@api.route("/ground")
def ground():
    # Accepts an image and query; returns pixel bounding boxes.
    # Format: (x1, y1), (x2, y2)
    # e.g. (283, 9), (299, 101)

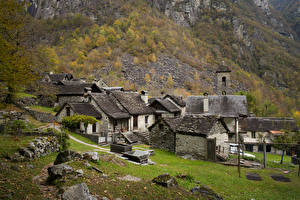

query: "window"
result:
(92, 123), (97, 133)
(66, 107), (71, 116)
(222, 76), (226, 87)
(145, 116), (149, 125)
(251, 131), (256, 138)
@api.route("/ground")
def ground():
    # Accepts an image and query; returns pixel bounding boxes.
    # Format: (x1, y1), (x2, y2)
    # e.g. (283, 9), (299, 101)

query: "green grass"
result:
(67, 137), (300, 200)
(0, 135), (37, 158)
(245, 151), (295, 169)
(69, 137), (98, 152)
(29, 105), (56, 114)
(1, 135), (300, 200)
(15, 92), (36, 99)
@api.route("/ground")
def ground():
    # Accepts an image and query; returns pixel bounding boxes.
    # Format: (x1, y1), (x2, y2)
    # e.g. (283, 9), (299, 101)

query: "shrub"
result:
(46, 128), (70, 152)
(62, 115), (99, 133)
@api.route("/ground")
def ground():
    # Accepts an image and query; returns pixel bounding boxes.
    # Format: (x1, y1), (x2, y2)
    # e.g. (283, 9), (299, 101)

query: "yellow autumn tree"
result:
(166, 74), (174, 89)
(0, 0), (36, 103)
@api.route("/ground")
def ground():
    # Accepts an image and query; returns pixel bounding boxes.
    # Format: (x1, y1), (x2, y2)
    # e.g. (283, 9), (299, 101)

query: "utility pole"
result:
(263, 141), (267, 168)
(236, 118), (241, 178)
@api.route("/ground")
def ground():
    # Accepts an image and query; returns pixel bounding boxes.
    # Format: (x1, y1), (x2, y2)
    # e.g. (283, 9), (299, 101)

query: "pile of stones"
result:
(11, 136), (59, 161)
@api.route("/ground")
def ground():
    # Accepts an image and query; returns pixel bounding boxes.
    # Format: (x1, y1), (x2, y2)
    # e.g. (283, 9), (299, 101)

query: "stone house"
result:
(56, 83), (102, 106)
(149, 115), (228, 160)
(149, 98), (182, 118)
(90, 93), (131, 134)
(108, 91), (155, 132)
(240, 117), (298, 154)
(56, 102), (102, 134)
(149, 94), (186, 119)
(185, 95), (248, 142)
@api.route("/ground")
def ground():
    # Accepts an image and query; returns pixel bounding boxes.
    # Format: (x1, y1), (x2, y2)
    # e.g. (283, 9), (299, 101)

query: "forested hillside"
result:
(2, 0), (300, 117)
(270, 0), (300, 39)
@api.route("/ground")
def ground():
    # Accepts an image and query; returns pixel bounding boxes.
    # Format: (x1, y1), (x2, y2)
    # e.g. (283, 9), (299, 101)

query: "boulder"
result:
(76, 169), (84, 177)
(123, 150), (149, 164)
(54, 150), (82, 165)
(62, 183), (97, 200)
(152, 173), (178, 188)
(191, 186), (223, 200)
(83, 152), (99, 162)
(47, 164), (74, 182)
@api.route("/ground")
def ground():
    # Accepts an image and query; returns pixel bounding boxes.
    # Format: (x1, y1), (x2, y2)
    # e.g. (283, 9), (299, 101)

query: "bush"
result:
(46, 128), (70, 152)
(62, 115), (99, 131)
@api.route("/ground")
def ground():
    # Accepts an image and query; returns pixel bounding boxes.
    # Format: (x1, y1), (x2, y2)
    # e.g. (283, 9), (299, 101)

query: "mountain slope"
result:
(26, 0), (300, 116)
(270, 0), (300, 39)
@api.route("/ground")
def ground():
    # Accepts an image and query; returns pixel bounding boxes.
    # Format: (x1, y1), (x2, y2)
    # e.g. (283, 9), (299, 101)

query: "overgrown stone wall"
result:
(175, 134), (207, 160)
(149, 121), (175, 152)
(12, 136), (59, 161)
(24, 108), (55, 123)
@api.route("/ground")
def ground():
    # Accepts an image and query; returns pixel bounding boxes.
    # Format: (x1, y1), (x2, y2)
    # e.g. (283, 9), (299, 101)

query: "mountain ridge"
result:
(26, 0), (300, 116)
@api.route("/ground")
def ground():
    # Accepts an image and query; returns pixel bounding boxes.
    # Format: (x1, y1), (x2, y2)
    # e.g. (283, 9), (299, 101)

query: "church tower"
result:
(216, 61), (231, 95)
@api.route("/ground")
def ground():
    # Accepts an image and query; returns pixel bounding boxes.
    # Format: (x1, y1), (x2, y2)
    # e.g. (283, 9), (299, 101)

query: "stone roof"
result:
(150, 99), (181, 113)
(240, 117), (298, 132)
(216, 63), (231, 73)
(91, 93), (130, 119)
(163, 94), (186, 107)
(57, 83), (101, 95)
(150, 116), (219, 136)
(56, 102), (101, 119)
(69, 103), (101, 119)
(185, 95), (248, 118)
(111, 91), (154, 115)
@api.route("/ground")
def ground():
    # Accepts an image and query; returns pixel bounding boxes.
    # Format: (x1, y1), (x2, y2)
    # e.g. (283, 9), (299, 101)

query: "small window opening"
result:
(222, 76), (226, 87)
(66, 107), (71, 116)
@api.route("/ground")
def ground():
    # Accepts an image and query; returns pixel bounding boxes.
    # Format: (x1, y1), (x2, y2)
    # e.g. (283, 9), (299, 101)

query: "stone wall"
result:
(176, 134), (207, 160)
(149, 121), (176, 152)
(12, 136), (59, 161)
(207, 122), (229, 155)
(76, 132), (101, 144)
(24, 108), (55, 123)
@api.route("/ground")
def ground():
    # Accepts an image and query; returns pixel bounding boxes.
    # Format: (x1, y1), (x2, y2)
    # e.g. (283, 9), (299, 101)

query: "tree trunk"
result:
(280, 150), (285, 164)
(5, 86), (14, 104)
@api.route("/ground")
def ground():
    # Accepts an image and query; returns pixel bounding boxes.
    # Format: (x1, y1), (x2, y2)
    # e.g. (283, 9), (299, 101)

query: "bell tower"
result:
(216, 61), (231, 95)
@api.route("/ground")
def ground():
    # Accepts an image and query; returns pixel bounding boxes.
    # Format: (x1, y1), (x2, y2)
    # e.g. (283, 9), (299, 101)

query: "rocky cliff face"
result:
(27, 0), (123, 24)
(148, 0), (229, 26)
(253, 0), (271, 15)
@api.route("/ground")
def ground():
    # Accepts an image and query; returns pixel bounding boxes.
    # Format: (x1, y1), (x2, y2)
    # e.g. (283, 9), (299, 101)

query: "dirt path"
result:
(68, 135), (111, 153)
(32, 162), (58, 200)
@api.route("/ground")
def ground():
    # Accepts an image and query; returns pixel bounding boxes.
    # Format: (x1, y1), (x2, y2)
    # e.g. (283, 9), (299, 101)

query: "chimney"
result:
(140, 91), (148, 104)
(203, 93), (209, 113)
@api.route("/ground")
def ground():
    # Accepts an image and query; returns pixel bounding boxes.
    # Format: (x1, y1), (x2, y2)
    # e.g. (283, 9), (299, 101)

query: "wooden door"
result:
(133, 116), (138, 130)
(207, 138), (216, 161)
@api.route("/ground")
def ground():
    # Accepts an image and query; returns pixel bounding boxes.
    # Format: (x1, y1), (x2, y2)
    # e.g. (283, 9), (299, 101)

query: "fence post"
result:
(263, 142), (267, 168)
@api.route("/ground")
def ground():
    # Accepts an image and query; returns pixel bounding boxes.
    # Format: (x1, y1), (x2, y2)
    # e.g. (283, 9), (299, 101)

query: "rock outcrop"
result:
(47, 163), (74, 182)
(152, 173), (178, 187)
(62, 183), (97, 200)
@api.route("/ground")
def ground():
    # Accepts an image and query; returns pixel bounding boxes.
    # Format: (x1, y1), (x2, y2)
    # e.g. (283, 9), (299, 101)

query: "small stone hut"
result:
(149, 116), (228, 160)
